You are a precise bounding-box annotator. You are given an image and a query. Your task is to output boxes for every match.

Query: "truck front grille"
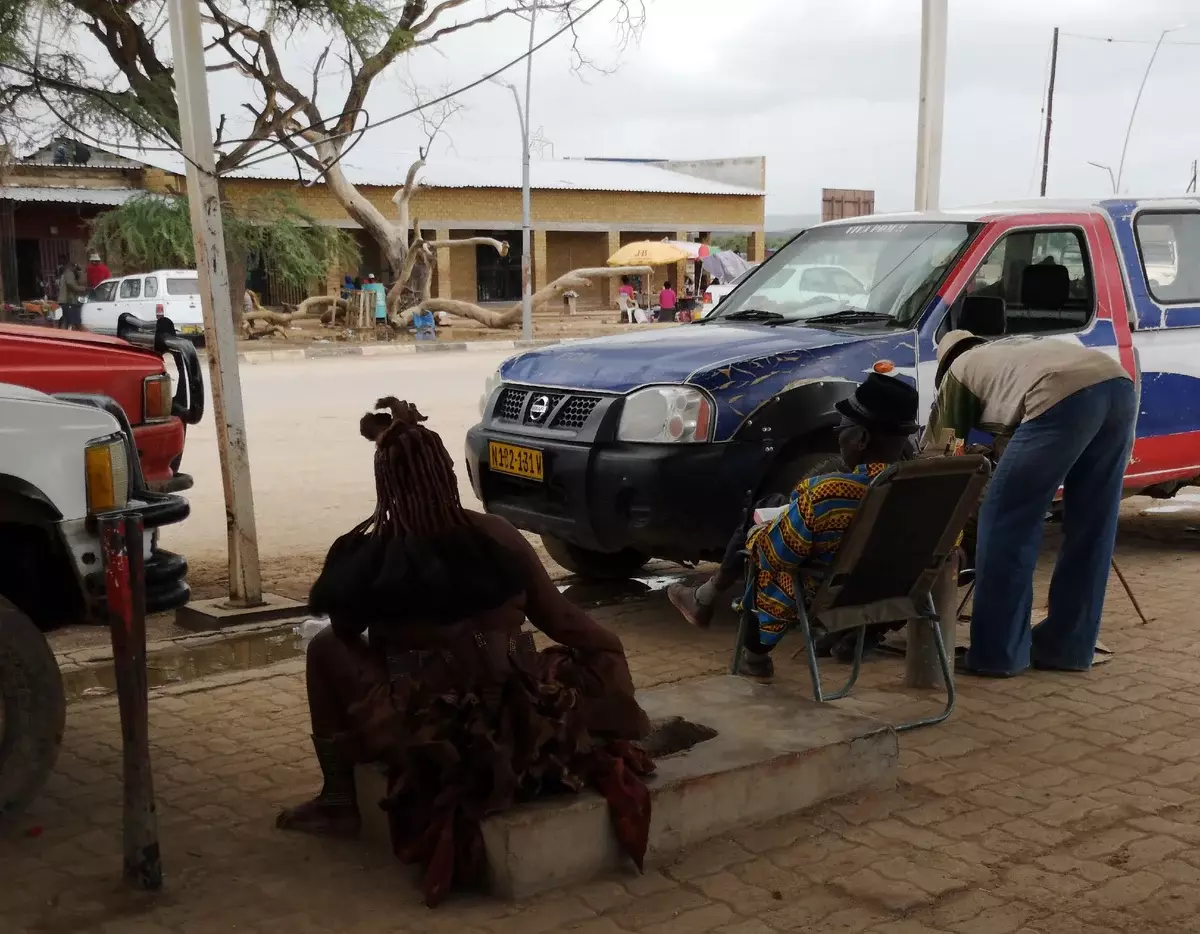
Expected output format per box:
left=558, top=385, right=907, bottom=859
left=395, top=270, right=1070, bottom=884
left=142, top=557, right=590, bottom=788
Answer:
left=496, top=387, right=527, bottom=422
left=550, top=395, right=601, bottom=430
left=493, top=387, right=603, bottom=432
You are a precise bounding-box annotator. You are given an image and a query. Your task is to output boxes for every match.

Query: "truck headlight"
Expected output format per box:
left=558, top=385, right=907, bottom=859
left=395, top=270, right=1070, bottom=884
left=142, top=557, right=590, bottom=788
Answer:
left=143, top=373, right=174, bottom=421
left=617, top=386, right=713, bottom=443
left=479, top=368, right=503, bottom=417
left=84, top=435, right=130, bottom=514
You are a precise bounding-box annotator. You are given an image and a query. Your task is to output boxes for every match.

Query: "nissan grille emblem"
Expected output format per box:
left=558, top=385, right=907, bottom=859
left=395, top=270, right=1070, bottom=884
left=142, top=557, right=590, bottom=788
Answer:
left=529, top=395, right=551, bottom=421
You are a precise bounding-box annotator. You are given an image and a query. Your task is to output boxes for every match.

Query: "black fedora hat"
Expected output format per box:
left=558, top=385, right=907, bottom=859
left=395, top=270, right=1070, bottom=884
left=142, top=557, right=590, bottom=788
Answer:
left=834, top=373, right=919, bottom=435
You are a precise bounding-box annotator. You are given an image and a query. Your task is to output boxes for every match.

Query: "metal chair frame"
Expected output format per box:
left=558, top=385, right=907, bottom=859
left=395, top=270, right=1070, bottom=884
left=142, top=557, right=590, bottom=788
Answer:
left=731, top=455, right=990, bottom=733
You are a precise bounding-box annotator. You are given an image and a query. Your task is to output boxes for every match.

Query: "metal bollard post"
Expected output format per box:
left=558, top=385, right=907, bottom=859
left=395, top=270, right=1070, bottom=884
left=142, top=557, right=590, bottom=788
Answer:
left=101, top=514, right=163, bottom=891
left=905, top=551, right=959, bottom=689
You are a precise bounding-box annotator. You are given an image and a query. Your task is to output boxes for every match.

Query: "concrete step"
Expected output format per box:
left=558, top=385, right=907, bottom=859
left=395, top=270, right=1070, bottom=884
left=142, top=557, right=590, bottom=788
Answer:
left=355, top=674, right=898, bottom=900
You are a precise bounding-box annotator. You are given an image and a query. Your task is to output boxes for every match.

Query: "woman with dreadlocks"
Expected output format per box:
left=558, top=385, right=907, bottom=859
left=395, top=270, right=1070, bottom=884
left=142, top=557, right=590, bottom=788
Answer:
left=276, top=398, right=653, bottom=906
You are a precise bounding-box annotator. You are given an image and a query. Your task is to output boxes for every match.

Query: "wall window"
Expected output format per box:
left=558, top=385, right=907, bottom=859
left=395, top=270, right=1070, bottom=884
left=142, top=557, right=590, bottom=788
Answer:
left=143, top=276, right=158, bottom=298
left=965, top=228, right=1093, bottom=333
left=118, top=277, right=141, bottom=299
left=1134, top=212, right=1200, bottom=303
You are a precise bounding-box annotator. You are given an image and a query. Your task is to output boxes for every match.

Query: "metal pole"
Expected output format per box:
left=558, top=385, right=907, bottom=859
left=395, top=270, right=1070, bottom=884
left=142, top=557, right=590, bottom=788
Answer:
left=1117, top=25, right=1184, bottom=194
left=906, top=551, right=958, bottom=689
left=913, top=0, right=948, bottom=211
left=167, top=0, right=263, bottom=606
left=1040, top=27, right=1059, bottom=197
left=103, top=514, right=163, bottom=890
left=520, top=3, right=538, bottom=343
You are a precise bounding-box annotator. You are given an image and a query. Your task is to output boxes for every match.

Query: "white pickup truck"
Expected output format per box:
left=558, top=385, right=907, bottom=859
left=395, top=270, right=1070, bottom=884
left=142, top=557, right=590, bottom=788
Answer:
left=0, top=383, right=191, bottom=824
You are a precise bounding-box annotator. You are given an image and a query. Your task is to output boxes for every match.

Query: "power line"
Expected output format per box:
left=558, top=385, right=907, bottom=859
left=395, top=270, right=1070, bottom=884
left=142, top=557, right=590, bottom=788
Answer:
left=1060, top=31, right=1200, bottom=47
left=234, top=0, right=608, bottom=177
left=19, top=0, right=609, bottom=180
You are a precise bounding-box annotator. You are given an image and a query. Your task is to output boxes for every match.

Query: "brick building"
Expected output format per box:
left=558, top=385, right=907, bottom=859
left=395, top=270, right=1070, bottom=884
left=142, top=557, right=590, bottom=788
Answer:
left=1, top=141, right=766, bottom=307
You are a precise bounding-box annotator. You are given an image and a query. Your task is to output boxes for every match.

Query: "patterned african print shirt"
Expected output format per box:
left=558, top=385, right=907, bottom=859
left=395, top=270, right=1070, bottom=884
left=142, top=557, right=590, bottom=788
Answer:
left=747, top=462, right=888, bottom=648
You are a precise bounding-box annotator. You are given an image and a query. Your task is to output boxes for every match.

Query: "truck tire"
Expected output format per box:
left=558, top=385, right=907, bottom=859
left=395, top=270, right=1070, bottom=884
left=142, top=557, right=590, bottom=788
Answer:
left=0, top=596, right=66, bottom=828
left=763, top=449, right=844, bottom=498
left=541, top=534, right=649, bottom=580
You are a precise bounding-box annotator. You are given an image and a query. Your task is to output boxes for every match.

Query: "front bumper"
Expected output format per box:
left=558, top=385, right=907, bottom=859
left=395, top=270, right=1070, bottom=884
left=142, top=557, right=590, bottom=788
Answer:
left=465, top=424, right=768, bottom=561
left=81, top=493, right=192, bottom=616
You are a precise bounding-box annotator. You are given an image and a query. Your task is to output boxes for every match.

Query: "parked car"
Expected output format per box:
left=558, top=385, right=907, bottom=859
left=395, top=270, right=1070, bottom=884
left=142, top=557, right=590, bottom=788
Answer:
left=0, top=314, right=204, bottom=493
left=0, top=383, right=192, bottom=823
left=82, top=269, right=203, bottom=340
left=699, top=264, right=758, bottom=316
left=466, top=198, right=1200, bottom=578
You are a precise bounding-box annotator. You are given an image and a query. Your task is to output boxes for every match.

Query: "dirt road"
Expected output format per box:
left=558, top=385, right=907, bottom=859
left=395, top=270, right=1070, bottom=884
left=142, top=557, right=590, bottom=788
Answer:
left=164, top=350, right=513, bottom=591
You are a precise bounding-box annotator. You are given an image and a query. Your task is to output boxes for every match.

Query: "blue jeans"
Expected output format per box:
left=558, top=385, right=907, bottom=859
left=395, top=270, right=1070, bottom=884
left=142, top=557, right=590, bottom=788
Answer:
left=967, top=377, right=1136, bottom=675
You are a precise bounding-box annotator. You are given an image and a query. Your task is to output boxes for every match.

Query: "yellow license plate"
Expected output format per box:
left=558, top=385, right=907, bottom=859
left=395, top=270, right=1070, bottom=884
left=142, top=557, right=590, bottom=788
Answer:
left=181, top=325, right=202, bottom=334
left=488, top=441, right=543, bottom=481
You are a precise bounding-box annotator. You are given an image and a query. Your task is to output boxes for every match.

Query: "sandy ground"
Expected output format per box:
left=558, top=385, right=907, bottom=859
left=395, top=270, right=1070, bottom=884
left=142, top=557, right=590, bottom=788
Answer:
left=164, top=349, right=514, bottom=598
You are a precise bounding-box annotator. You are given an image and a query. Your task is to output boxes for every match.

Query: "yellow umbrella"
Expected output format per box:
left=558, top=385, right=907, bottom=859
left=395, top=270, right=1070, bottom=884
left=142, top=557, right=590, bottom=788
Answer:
left=606, top=240, right=690, bottom=266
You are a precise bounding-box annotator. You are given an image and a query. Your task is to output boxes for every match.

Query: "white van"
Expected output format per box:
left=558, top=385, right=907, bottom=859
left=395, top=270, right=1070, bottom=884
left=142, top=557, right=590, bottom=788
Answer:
left=82, top=270, right=203, bottom=338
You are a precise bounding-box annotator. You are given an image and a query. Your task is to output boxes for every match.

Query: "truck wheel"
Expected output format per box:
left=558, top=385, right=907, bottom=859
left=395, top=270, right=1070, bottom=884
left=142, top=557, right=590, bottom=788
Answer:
left=541, top=535, right=649, bottom=580
left=764, top=449, right=843, bottom=498
left=0, top=596, right=66, bottom=828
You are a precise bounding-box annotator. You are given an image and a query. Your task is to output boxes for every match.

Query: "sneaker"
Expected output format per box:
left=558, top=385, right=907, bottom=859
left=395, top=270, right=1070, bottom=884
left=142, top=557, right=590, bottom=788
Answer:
left=738, top=650, right=774, bottom=679
left=668, top=582, right=715, bottom=629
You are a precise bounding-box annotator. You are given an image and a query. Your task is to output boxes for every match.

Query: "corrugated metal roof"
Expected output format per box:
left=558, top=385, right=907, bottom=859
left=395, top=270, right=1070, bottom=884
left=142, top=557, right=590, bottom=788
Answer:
left=0, top=186, right=139, bottom=206
left=108, top=146, right=765, bottom=197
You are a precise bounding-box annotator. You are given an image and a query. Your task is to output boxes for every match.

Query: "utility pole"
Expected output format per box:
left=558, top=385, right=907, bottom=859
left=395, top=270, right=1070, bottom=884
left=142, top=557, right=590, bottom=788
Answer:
left=913, top=0, right=948, bottom=211
left=166, top=0, right=263, bottom=608
left=519, top=3, right=538, bottom=343
left=1040, top=27, right=1059, bottom=197
left=1188, top=159, right=1197, bottom=193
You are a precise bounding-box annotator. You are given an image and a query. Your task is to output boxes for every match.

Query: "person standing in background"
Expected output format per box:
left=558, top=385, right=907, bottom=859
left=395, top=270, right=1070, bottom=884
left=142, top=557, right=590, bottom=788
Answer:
left=363, top=273, right=388, bottom=325
left=658, top=281, right=677, bottom=322
left=85, top=253, right=110, bottom=290
left=57, top=261, right=87, bottom=330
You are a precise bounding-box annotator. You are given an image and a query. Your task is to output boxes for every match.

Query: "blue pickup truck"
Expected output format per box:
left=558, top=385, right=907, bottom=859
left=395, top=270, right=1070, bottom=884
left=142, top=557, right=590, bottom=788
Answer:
left=465, top=199, right=1200, bottom=578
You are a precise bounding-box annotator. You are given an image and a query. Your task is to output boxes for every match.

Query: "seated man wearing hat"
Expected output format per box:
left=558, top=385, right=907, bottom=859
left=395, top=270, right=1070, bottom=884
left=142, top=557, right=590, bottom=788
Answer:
left=669, top=374, right=919, bottom=679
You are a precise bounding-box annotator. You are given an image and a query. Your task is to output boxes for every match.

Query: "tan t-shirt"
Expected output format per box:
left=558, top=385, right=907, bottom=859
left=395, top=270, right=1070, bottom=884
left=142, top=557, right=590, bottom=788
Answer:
left=929, top=336, right=1131, bottom=440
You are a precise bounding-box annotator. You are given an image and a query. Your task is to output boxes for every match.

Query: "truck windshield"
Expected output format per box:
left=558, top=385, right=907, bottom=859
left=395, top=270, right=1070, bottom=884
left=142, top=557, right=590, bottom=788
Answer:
left=709, top=220, right=979, bottom=327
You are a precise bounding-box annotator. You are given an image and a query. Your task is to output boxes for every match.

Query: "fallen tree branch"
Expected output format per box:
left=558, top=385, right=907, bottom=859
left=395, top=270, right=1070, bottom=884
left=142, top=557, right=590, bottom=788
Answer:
left=391, top=265, right=653, bottom=329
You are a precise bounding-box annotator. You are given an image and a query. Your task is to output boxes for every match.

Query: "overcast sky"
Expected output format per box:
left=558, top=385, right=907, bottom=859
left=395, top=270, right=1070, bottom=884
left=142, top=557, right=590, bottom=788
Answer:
left=199, top=0, right=1200, bottom=215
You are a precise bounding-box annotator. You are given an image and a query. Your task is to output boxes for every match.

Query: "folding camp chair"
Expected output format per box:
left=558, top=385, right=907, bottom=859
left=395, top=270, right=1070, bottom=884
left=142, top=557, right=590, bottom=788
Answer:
left=731, top=455, right=991, bottom=732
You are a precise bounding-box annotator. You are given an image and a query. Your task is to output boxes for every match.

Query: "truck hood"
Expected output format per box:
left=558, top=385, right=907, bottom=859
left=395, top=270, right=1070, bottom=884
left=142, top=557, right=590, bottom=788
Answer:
left=499, top=322, right=883, bottom=391
left=0, top=322, right=137, bottom=352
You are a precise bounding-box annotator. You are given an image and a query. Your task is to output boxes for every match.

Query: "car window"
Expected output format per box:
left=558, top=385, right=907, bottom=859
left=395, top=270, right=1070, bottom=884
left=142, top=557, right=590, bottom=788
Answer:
left=144, top=276, right=158, bottom=298
left=89, top=281, right=117, bottom=302
left=829, top=268, right=865, bottom=294
left=166, top=277, right=200, bottom=296
left=1134, top=212, right=1200, bottom=301
left=118, top=278, right=141, bottom=300
left=965, top=228, right=1094, bottom=334
left=798, top=267, right=834, bottom=292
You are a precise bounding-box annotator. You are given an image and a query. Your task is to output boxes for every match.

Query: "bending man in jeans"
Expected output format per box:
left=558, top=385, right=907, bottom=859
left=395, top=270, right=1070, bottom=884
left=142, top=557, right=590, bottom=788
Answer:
left=928, top=330, right=1136, bottom=677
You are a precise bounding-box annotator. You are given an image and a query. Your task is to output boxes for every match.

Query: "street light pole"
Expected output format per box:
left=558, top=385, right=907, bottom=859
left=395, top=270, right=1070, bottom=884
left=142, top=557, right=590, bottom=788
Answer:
left=166, top=0, right=263, bottom=607
left=914, top=0, right=948, bottom=211
left=519, top=3, right=538, bottom=343
left=1087, top=161, right=1118, bottom=195
left=1116, top=24, right=1185, bottom=193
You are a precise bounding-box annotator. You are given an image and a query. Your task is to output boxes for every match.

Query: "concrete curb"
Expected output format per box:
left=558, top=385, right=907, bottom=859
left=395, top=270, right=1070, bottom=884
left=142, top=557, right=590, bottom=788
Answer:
left=58, top=618, right=306, bottom=704
left=209, top=337, right=573, bottom=366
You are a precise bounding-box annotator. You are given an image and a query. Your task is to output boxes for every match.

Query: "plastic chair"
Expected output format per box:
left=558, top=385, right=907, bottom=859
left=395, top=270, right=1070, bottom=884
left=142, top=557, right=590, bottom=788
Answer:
left=731, top=455, right=991, bottom=732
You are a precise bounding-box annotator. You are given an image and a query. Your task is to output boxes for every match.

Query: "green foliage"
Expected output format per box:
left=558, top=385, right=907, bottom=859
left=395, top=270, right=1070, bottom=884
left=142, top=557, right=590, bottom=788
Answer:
left=709, top=234, right=748, bottom=254
left=89, top=193, right=359, bottom=289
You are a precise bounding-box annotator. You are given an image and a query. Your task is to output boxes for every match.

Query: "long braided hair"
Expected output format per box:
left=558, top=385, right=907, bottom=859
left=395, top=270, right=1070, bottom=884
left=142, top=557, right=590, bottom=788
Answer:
left=309, top=397, right=525, bottom=628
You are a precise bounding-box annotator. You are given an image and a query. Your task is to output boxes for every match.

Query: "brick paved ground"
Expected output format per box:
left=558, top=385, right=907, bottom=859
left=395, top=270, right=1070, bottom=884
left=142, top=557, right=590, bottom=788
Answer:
left=5, top=515, right=1200, bottom=934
